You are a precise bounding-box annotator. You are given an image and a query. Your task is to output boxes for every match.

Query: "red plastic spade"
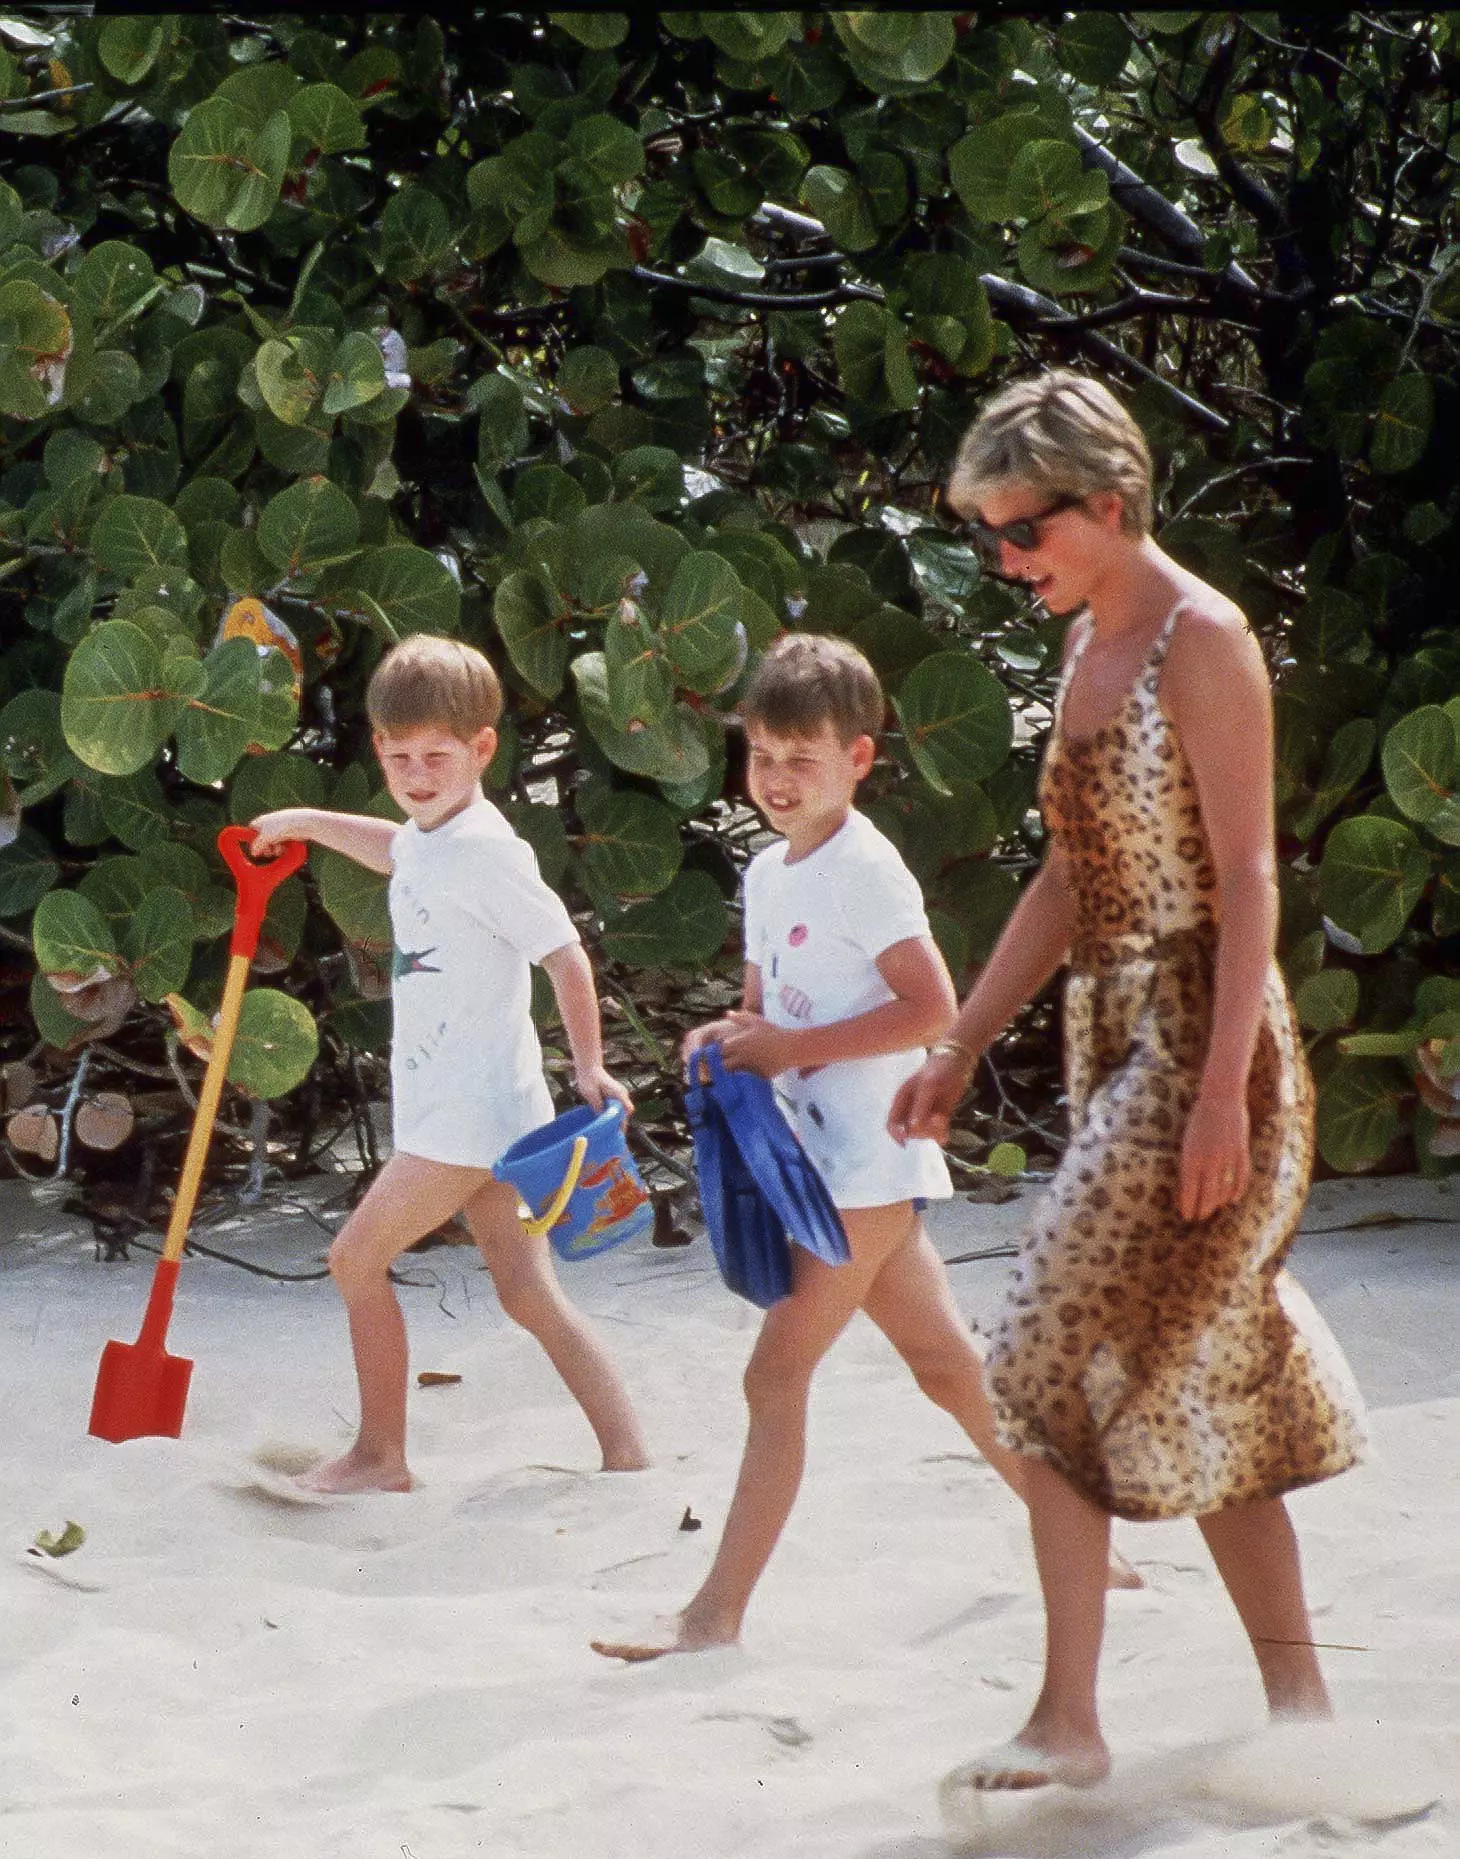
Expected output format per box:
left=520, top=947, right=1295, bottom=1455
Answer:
left=88, top=826, right=306, bottom=1443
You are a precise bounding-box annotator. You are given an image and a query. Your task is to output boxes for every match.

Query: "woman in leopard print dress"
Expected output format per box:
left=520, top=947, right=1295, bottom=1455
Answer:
left=891, top=371, right=1365, bottom=1793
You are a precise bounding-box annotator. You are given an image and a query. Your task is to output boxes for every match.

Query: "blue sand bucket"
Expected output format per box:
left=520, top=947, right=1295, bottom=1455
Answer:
left=494, top=1102, right=654, bottom=1260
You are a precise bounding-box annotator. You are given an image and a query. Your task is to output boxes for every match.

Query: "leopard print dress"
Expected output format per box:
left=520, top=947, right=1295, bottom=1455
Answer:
left=984, top=604, right=1367, bottom=1522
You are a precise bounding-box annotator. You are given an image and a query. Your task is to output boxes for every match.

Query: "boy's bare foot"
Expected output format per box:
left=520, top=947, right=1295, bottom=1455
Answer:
left=591, top=1608, right=739, bottom=1663
left=296, top=1449, right=413, bottom=1494
left=1107, top=1547, right=1143, bottom=1590
left=941, top=1730, right=1111, bottom=1794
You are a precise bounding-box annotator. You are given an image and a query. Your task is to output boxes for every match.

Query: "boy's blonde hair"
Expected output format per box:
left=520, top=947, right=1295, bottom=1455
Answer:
left=741, top=633, right=884, bottom=745
left=367, top=634, right=503, bottom=739
left=948, top=369, right=1154, bottom=536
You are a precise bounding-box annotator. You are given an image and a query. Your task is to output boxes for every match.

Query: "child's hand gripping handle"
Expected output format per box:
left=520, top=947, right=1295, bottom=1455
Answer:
left=218, top=825, right=308, bottom=961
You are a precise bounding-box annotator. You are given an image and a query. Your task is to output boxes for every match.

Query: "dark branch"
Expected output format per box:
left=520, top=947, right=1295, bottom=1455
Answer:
left=1073, top=124, right=1263, bottom=302
left=630, top=264, right=881, bottom=312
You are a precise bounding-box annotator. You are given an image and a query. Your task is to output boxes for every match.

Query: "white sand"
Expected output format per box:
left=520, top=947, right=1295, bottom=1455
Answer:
left=2, top=1170, right=1457, bottom=1858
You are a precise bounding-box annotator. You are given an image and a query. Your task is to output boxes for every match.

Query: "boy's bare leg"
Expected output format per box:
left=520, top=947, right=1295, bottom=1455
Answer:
left=300, top=1152, right=494, bottom=1493
left=1197, top=1496, right=1332, bottom=1719
left=465, top=1176, right=649, bottom=1471
left=859, top=1219, right=1142, bottom=1591
left=592, top=1202, right=915, bottom=1662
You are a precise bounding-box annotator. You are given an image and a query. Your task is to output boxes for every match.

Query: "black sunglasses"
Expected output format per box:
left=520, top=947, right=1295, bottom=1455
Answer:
left=965, top=494, right=1085, bottom=571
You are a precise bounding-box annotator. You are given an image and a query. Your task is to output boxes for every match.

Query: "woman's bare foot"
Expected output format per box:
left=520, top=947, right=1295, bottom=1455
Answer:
left=941, top=1730, right=1111, bottom=1794
left=1107, top=1546, right=1144, bottom=1590
left=296, top=1448, right=412, bottom=1494
left=599, top=1446, right=652, bottom=1472
left=591, top=1607, right=739, bottom=1663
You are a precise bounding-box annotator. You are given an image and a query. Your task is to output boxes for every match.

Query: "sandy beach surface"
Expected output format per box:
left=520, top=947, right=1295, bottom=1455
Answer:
left=2, top=1167, right=1456, bottom=1858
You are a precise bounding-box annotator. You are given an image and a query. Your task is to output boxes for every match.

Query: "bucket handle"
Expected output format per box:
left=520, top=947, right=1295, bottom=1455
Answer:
left=521, top=1134, right=589, bottom=1238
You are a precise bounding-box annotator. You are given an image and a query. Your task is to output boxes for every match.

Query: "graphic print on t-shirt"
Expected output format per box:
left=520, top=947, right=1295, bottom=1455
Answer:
left=778, top=983, right=813, bottom=1021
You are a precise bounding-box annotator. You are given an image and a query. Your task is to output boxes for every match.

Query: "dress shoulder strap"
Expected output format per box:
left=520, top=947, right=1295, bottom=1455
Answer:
left=1145, top=597, right=1186, bottom=677
left=1053, top=610, right=1095, bottom=729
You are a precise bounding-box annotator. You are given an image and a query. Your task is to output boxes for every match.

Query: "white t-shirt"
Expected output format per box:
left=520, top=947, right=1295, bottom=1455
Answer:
left=387, top=793, right=576, bottom=1168
left=743, top=809, right=952, bottom=1210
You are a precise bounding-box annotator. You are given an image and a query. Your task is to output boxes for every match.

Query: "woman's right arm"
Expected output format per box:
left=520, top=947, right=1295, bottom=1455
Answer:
left=888, top=840, right=1076, bottom=1143
left=250, top=808, right=399, bottom=874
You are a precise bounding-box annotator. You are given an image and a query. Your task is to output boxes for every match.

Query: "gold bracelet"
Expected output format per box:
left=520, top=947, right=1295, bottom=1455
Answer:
left=929, top=1037, right=977, bottom=1070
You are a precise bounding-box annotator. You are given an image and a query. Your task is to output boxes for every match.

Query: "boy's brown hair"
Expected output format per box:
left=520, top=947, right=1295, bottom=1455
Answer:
left=949, top=368, right=1154, bottom=536
left=741, top=633, right=884, bottom=745
left=367, top=634, right=503, bottom=739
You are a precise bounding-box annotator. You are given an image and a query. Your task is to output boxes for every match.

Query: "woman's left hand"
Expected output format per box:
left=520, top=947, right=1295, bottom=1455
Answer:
left=1179, top=1086, right=1250, bottom=1221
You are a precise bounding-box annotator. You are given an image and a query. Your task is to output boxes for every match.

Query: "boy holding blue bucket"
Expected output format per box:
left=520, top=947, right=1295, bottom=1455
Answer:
left=252, top=635, right=649, bottom=1493
left=595, top=635, right=1067, bottom=1661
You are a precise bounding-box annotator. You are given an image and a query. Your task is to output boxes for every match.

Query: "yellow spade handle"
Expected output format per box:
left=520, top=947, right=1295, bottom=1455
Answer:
left=522, top=1134, right=589, bottom=1238
left=161, top=949, right=252, bottom=1264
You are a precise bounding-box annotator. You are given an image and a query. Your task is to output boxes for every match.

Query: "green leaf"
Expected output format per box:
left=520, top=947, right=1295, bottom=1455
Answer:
left=1370, top=372, right=1434, bottom=475
left=564, top=113, right=645, bottom=185
left=572, top=652, right=713, bottom=786
left=31, top=1519, right=86, bottom=1558
left=892, top=652, right=1014, bottom=796
left=1056, top=13, right=1132, bottom=84
left=98, top=14, right=167, bottom=83
left=550, top=11, right=630, bottom=49
left=329, top=545, right=462, bottom=637
left=315, top=839, right=393, bottom=950
left=226, top=987, right=319, bottom=1098
left=257, top=476, right=360, bottom=577
left=0, top=279, right=70, bottom=419
left=0, top=825, right=59, bottom=917
left=1318, top=813, right=1432, bottom=954
left=603, top=600, right=673, bottom=730
left=577, top=784, right=683, bottom=899
left=613, top=446, right=684, bottom=512
left=949, top=115, right=1048, bottom=223
left=32, top=888, right=121, bottom=981
left=599, top=869, right=729, bottom=967
left=475, top=371, right=530, bottom=470
left=169, top=98, right=290, bottom=233
left=254, top=334, right=327, bottom=428
left=658, top=552, right=745, bottom=693
left=1007, top=139, right=1107, bottom=222
left=1290, top=717, right=1376, bottom=841
left=61, top=621, right=179, bottom=776
left=800, top=165, right=878, bottom=252
left=89, top=496, right=188, bottom=581
left=321, top=329, right=386, bottom=416
left=1315, top=1057, right=1402, bottom=1172
left=558, top=344, right=619, bottom=415
left=987, top=1140, right=1027, bottom=1178
left=124, top=885, right=194, bottom=1003
left=288, top=82, right=367, bottom=156
left=831, top=11, right=955, bottom=86
left=1294, top=967, right=1359, bottom=1034
left=494, top=569, right=569, bottom=698
left=174, top=637, right=261, bottom=784
left=69, top=242, right=156, bottom=327
left=380, top=185, right=453, bottom=281
left=1381, top=706, right=1455, bottom=825
left=834, top=301, right=918, bottom=412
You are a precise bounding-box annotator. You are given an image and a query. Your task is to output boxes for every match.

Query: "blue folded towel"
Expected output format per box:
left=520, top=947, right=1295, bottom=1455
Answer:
left=685, top=1043, right=850, bottom=1307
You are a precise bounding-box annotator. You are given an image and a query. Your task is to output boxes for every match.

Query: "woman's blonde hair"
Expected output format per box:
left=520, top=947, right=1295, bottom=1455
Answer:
left=367, top=634, right=503, bottom=739
left=948, top=369, right=1154, bottom=535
